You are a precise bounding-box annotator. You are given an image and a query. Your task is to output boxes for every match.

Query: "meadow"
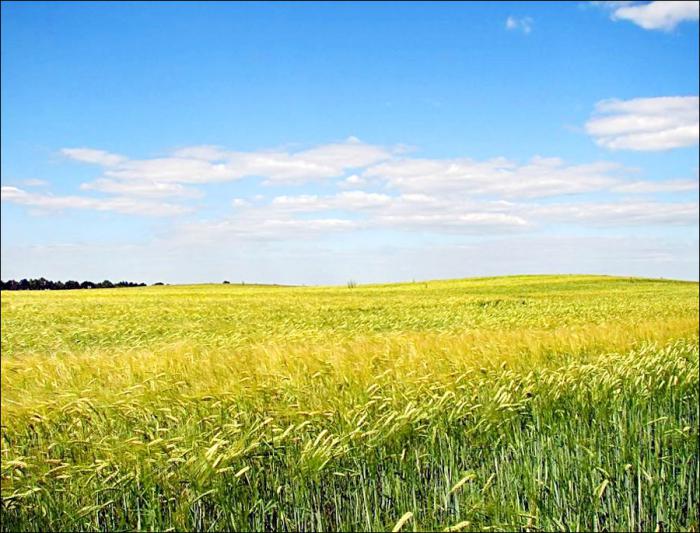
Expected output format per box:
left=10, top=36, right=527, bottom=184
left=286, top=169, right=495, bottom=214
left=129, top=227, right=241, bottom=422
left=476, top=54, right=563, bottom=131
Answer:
left=1, top=274, right=698, bottom=532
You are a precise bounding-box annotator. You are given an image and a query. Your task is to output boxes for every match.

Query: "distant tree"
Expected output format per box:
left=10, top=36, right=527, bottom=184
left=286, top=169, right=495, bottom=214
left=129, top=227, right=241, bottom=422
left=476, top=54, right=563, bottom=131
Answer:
left=347, top=280, right=357, bottom=289
left=0, top=277, right=147, bottom=290
left=153, top=282, right=164, bottom=286
left=223, top=280, right=230, bottom=284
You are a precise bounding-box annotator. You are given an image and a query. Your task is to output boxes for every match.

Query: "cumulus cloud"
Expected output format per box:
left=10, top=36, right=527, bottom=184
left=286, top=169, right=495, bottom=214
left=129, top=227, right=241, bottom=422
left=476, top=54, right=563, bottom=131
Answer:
left=55, top=138, right=395, bottom=217
left=80, top=178, right=203, bottom=198
left=599, top=1, right=700, bottom=31
left=505, top=16, right=533, bottom=33
left=65, top=137, right=394, bottom=186
left=339, top=174, right=368, bottom=189
left=272, top=191, right=392, bottom=211
left=529, top=200, right=699, bottom=226
left=611, top=179, right=698, bottom=193
left=363, top=156, right=623, bottom=198
left=585, top=96, right=699, bottom=151
left=0, top=186, right=191, bottom=216
left=4, top=138, right=697, bottom=235
left=61, top=148, right=127, bottom=166
left=21, top=179, right=49, bottom=187
left=173, top=212, right=360, bottom=245
left=232, top=198, right=252, bottom=208
left=192, top=178, right=697, bottom=242
left=375, top=211, right=529, bottom=232
left=156, top=192, right=698, bottom=257
left=5, top=133, right=698, bottom=283
left=266, top=191, right=526, bottom=232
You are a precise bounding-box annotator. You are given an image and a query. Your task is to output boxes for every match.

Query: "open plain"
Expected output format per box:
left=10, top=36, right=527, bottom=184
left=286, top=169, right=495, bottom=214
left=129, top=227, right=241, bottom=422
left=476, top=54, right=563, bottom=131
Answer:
left=1, top=275, right=698, bottom=531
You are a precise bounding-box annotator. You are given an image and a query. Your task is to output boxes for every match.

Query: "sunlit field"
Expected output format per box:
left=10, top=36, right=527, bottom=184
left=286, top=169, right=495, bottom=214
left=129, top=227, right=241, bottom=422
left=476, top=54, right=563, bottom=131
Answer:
left=1, top=275, right=698, bottom=531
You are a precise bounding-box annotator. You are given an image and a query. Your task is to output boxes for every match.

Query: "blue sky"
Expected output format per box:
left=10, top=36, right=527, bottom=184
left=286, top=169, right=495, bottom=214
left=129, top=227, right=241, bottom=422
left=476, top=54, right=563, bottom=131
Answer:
left=1, top=1, right=698, bottom=284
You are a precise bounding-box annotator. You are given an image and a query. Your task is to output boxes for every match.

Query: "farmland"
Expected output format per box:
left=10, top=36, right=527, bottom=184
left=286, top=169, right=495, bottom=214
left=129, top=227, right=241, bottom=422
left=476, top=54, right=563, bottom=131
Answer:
left=1, top=275, right=698, bottom=531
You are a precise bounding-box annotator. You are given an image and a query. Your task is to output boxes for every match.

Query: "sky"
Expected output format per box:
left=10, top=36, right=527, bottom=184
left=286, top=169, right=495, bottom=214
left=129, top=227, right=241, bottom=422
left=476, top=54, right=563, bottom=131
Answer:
left=1, top=1, right=698, bottom=285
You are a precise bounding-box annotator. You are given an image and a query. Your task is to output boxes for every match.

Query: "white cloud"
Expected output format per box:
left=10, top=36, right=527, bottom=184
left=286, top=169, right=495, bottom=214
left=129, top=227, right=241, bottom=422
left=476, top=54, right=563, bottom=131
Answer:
left=338, top=174, right=368, bottom=189
left=173, top=213, right=360, bottom=244
left=265, top=191, right=527, bottom=233
left=272, top=191, right=392, bottom=211
left=232, top=198, right=251, bottom=208
left=611, top=178, right=698, bottom=193
left=529, top=200, right=699, bottom=226
left=363, top=155, right=623, bottom=198
left=63, top=137, right=393, bottom=186
left=375, top=211, right=529, bottom=232
left=48, top=138, right=395, bottom=217
left=4, top=139, right=696, bottom=233
left=1, top=138, right=698, bottom=283
left=21, top=179, right=49, bottom=187
left=61, top=148, right=127, bottom=166
left=505, top=16, right=533, bottom=34
left=61, top=139, right=693, bottom=205
left=96, top=155, right=241, bottom=184
left=80, top=178, right=203, bottom=198
left=172, top=145, right=229, bottom=161
left=271, top=194, right=325, bottom=210
left=604, top=1, right=699, bottom=31
left=585, top=96, right=699, bottom=151
left=243, top=186, right=696, bottom=236
left=167, top=187, right=532, bottom=244
left=0, top=186, right=191, bottom=217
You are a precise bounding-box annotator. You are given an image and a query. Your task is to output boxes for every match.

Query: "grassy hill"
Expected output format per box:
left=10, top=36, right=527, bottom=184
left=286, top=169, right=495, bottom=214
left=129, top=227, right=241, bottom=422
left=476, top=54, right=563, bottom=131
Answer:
left=1, top=275, right=698, bottom=531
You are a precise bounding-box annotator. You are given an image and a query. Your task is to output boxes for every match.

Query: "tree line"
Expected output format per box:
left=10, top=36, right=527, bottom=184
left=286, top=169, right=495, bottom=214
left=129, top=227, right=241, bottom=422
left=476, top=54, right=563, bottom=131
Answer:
left=0, top=278, right=149, bottom=291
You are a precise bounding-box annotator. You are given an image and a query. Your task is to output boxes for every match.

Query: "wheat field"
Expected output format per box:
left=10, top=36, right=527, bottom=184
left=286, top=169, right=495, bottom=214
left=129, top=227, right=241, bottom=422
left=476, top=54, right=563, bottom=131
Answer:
left=1, top=275, right=698, bottom=531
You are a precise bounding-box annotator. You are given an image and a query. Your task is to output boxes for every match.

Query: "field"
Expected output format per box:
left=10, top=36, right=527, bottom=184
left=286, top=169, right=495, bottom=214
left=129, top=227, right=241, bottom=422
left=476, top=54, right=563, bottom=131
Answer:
left=1, top=275, right=698, bottom=532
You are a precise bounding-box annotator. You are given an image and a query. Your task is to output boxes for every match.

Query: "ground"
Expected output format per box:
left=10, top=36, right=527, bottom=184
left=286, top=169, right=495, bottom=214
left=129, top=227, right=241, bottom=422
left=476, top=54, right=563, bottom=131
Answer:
left=1, top=275, right=698, bottom=531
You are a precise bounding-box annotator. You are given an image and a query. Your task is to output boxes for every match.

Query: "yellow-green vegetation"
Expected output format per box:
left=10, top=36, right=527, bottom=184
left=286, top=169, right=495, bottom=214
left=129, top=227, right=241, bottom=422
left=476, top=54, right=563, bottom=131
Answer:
left=1, top=275, right=698, bottom=531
